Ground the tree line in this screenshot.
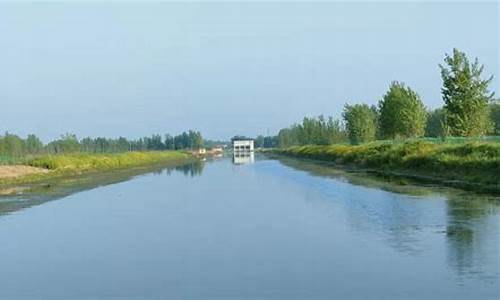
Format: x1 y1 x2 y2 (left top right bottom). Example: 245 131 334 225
275 48 499 147
0 130 204 157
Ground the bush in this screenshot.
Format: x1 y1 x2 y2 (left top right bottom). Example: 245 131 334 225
276 141 500 185
26 151 190 172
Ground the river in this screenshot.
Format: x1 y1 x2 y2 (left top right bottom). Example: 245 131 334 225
0 155 498 299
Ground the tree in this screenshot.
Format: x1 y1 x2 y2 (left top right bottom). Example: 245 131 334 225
378 81 427 139
188 130 203 149
425 108 446 137
276 115 347 147
25 134 44 154
164 134 174 150
342 103 377 144
277 128 297 147
440 48 494 136
254 135 265 148
325 117 347 144
263 136 278 148
489 100 500 135
0 132 25 157
48 133 80 154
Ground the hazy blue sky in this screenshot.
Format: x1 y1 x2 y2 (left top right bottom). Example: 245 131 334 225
1 1 498 141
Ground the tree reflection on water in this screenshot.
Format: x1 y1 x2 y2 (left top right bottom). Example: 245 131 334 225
275 156 500 281
0 159 207 217
445 194 500 281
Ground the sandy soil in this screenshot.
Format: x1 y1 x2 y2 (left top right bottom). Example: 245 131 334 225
0 165 49 179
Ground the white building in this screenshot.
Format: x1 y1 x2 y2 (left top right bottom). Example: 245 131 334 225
232 139 254 152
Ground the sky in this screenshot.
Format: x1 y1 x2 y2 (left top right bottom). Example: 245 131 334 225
0 1 498 141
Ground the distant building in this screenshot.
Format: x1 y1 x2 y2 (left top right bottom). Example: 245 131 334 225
212 146 224 153
192 148 206 155
232 138 254 152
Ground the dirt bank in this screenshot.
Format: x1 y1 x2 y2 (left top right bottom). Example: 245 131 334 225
0 165 49 179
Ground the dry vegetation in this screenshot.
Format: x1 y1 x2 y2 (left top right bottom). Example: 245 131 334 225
0 165 49 179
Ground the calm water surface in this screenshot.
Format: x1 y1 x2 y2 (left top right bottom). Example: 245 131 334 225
0 155 498 299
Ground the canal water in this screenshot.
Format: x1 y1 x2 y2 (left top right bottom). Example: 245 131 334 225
0 155 498 299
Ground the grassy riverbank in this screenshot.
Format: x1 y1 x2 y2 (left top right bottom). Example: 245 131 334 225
0 151 193 188
271 141 500 192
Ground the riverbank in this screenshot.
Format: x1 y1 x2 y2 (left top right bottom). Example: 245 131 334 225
269 141 500 193
0 165 49 179
0 151 193 193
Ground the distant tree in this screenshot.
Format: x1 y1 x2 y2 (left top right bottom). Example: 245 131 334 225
368 105 381 139
189 130 203 149
175 132 189 149
94 137 110 153
164 134 174 150
425 108 446 137
0 130 206 155
45 133 80 154
117 137 130 152
440 48 494 136
277 128 297 147
0 132 25 157
80 137 95 152
378 81 427 139
489 100 500 135
325 116 347 144
262 136 278 148
276 115 346 147
342 103 377 144
203 139 229 149
25 134 44 154
254 135 265 148
145 134 164 150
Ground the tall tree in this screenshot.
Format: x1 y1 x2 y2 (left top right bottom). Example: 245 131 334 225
25 134 43 154
425 108 446 137
254 135 265 148
378 81 427 139
439 48 494 136
277 128 297 147
342 103 377 144
489 100 500 135
0 132 25 157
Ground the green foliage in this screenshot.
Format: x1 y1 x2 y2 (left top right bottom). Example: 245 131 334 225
425 108 446 137
490 101 500 135
342 103 377 144
25 134 43 154
440 48 494 136
254 135 278 148
0 132 25 157
0 151 192 186
378 81 427 139
27 151 190 172
0 130 205 159
47 133 80 154
263 136 278 148
277 115 347 147
374 136 500 145
203 139 229 150
255 135 265 148
276 141 500 186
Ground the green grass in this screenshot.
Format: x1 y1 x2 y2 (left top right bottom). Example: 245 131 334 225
378 136 500 145
26 151 191 172
273 141 500 190
0 155 27 165
0 151 193 187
